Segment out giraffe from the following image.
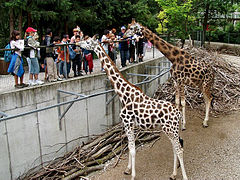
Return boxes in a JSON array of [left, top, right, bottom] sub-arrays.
[[125, 20, 214, 130], [77, 36, 188, 180]]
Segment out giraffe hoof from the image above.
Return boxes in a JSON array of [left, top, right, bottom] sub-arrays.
[[169, 174, 176, 180], [124, 168, 131, 175], [202, 123, 208, 128]]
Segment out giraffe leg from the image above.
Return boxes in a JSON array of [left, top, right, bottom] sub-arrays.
[[180, 88, 186, 130], [124, 128, 136, 180], [124, 151, 132, 175], [202, 91, 212, 128], [169, 147, 178, 180], [171, 138, 188, 180], [175, 84, 180, 110]]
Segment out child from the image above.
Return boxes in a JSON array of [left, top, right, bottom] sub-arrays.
[[25, 27, 44, 85], [7, 30, 28, 88]]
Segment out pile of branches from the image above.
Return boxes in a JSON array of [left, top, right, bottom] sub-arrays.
[[22, 124, 160, 180], [154, 46, 240, 116]]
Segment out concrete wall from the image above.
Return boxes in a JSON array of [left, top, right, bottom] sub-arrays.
[[0, 57, 170, 180]]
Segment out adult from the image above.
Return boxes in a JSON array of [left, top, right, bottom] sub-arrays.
[[136, 32, 144, 62], [25, 27, 44, 85], [42, 28, 59, 82], [70, 26, 80, 43], [7, 30, 28, 88], [71, 35, 83, 77], [118, 26, 129, 68], [101, 30, 110, 72]]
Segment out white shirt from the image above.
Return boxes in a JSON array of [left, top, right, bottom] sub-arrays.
[[101, 35, 109, 52], [10, 39, 24, 57]]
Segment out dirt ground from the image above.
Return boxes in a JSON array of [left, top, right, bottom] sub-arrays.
[[89, 54, 240, 180], [89, 109, 240, 180]]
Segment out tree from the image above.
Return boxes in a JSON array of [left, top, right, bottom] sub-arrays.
[[155, 0, 195, 46]]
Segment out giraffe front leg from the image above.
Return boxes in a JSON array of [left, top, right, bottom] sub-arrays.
[[180, 88, 186, 130], [203, 93, 211, 128]]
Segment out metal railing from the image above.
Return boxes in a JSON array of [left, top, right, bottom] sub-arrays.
[[0, 66, 170, 127]]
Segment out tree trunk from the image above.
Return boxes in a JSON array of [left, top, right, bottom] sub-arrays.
[[201, 2, 210, 47], [18, 9, 23, 37], [9, 8, 14, 38], [27, 12, 32, 27]]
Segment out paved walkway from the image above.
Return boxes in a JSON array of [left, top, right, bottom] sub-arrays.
[[0, 49, 163, 94]]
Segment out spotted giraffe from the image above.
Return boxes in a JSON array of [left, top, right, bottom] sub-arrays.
[[125, 20, 214, 130], [77, 36, 188, 180]]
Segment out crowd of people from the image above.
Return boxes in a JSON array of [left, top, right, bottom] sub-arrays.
[[7, 25, 152, 89]]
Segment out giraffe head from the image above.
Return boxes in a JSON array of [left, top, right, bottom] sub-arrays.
[[76, 35, 99, 51], [124, 19, 143, 37]]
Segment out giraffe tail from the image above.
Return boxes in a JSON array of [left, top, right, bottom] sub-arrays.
[[211, 93, 215, 109], [179, 137, 183, 148]]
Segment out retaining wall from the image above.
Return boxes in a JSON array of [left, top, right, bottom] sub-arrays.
[[0, 57, 170, 180]]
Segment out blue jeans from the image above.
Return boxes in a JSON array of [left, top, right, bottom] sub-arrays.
[[59, 61, 71, 77], [120, 50, 129, 67]]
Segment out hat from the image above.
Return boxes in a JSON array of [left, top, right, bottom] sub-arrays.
[[121, 26, 126, 30], [26, 27, 37, 33], [73, 28, 79, 32]]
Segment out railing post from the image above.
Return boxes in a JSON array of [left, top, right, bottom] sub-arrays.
[[64, 45, 68, 79], [57, 90, 62, 130]]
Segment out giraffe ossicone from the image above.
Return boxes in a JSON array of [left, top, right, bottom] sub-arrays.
[[125, 20, 214, 130], [77, 36, 188, 180]]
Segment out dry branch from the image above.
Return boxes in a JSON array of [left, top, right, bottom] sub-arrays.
[[21, 124, 160, 179]]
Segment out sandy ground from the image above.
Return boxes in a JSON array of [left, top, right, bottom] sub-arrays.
[[89, 109, 240, 180], [89, 54, 240, 180]]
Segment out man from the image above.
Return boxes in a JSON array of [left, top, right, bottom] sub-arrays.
[[71, 35, 83, 77], [118, 26, 129, 68], [42, 28, 59, 82], [70, 26, 80, 43]]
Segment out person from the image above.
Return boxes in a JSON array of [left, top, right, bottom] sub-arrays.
[[42, 28, 59, 82], [101, 30, 110, 72], [52, 36, 62, 80], [71, 35, 83, 77], [118, 26, 129, 68], [70, 26, 80, 43], [57, 34, 71, 78], [136, 31, 144, 62], [82, 35, 93, 74], [129, 34, 137, 63], [108, 32, 117, 64], [25, 27, 44, 86], [7, 30, 28, 88]]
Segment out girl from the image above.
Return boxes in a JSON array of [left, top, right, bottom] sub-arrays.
[[7, 30, 28, 88]]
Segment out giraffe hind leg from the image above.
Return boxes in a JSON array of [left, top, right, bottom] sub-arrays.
[[170, 137, 188, 180]]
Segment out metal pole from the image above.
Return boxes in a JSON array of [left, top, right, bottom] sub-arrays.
[[64, 45, 68, 79]]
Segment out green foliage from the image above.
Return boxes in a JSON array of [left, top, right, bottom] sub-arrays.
[[155, 0, 196, 40]]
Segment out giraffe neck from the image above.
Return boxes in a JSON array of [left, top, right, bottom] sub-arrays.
[[94, 43, 144, 104], [142, 26, 187, 64]]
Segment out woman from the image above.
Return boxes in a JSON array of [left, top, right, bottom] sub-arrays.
[[7, 30, 28, 88]]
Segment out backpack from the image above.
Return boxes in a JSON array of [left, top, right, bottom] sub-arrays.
[[69, 46, 76, 60], [22, 37, 31, 58], [4, 43, 12, 62]]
